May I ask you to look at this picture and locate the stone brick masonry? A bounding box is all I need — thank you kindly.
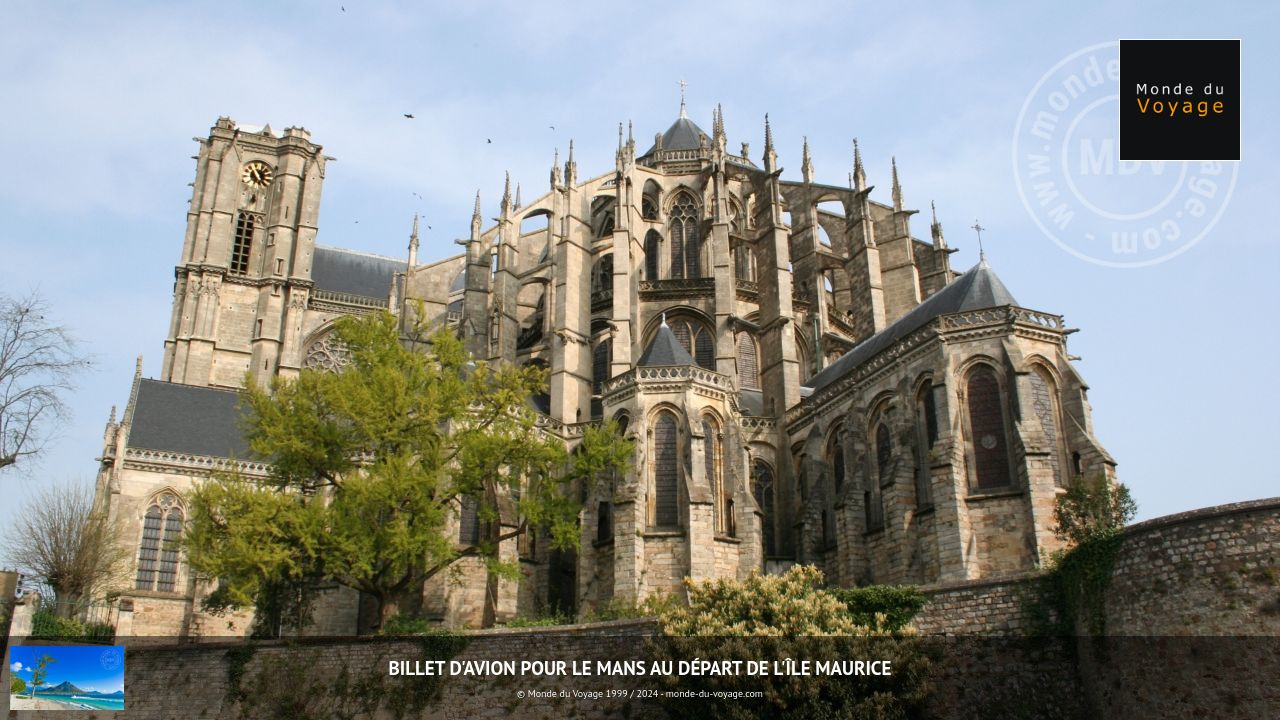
[5,499,1276,718]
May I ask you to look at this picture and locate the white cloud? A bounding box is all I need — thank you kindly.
[10,661,21,672]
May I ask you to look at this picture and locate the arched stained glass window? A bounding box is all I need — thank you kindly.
[652,412,680,528]
[135,494,183,592]
[967,365,1013,490]
[644,230,661,282]
[667,318,715,370]
[669,192,701,278]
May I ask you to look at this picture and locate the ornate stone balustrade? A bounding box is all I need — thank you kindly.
[602,363,731,397]
[311,288,388,311]
[638,277,714,299]
[123,448,273,478]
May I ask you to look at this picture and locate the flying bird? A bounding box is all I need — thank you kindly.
[340,5,345,11]
[549,125,555,131]
[404,113,415,119]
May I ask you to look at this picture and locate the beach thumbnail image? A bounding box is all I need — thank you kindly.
[8,645,125,711]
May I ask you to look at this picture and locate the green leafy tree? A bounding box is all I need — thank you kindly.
[1052,474,1137,545]
[10,676,26,695]
[186,312,631,631]
[30,654,54,700]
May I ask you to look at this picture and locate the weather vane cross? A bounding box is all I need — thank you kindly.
[678,79,688,117]
[971,220,986,260]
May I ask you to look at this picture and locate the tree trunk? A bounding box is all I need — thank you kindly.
[376,588,425,631]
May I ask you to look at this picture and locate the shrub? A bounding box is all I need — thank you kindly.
[828,585,928,634]
[1053,474,1136,545]
[503,613,572,628]
[379,614,444,636]
[11,676,26,694]
[649,566,932,720]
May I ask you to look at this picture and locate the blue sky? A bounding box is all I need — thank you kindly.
[0,1,1276,544]
[8,646,125,694]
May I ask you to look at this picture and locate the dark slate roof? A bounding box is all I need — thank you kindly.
[127,379,250,458]
[739,389,764,417]
[642,116,710,156]
[312,246,403,299]
[805,261,1019,393]
[449,268,466,293]
[638,322,697,366]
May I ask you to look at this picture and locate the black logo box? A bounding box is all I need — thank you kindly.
[1119,39,1240,161]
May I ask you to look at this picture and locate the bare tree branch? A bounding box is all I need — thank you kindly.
[0,481,130,607]
[0,292,93,472]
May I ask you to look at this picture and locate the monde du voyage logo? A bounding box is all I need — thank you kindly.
[1014,40,1240,268]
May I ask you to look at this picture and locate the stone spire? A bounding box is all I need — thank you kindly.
[801,136,814,184]
[470,190,482,238]
[891,157,904,211]
[852,138,867,192]
[552,147,562,188]
[678,79,688,119]
[501,172,512,215]
[763,114,777,172]
[408,213,420,267]
[930,201,946,248]
[565,139,577,186]
[514,183,522,210]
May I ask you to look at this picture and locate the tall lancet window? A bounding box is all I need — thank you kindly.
[644,230,661,282]
[230,212,256,275]
[966,365,1013,490]
[652,411,681,528]
[668,317,715,370]
[753,460,776,557]
[702,417,728,535]
[135,493,183,593]
[737,333,760,390]
[669,192,700,278]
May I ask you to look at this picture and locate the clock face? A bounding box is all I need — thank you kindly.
[241,161,274,188]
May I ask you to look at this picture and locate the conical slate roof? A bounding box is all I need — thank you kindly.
[643,116,710,156]
[805,260,1019,393]
[638,319,697,366]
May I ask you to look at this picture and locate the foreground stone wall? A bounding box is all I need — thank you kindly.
[6,499,1276,719]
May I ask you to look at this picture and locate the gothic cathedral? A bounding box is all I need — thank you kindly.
[93,104,1115,635]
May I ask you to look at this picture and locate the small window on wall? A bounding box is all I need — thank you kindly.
[966,365,1013,490]
[597,501,612,543]
[458,494,480,545]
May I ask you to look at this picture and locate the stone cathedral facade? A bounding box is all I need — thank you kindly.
[93,106,1115,635]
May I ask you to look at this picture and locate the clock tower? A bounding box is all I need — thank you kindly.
[161,117,328,389]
